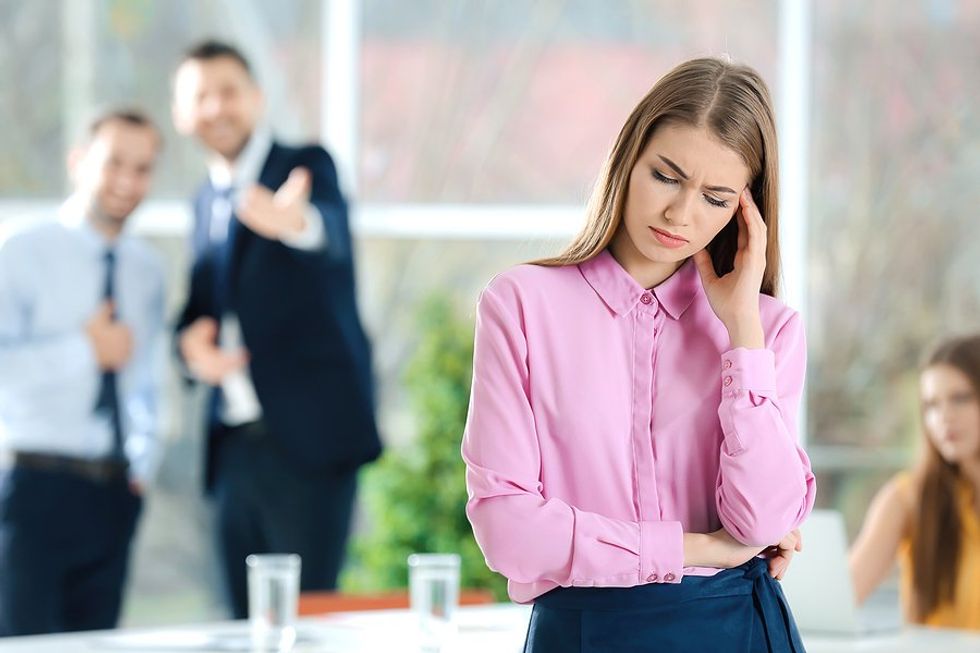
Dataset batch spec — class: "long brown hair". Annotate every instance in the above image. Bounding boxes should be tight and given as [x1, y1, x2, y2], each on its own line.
[909, 334, 980, 621]
[535, 57, 781, 296]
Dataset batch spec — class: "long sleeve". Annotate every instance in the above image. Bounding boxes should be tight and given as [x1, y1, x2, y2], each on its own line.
[0, 238, 99, 402]
[279, 205, 327, 251]
[462, 285, 685, 592]
[172, 248, 216, 385]
[282, 147, 349, 266]
[715, 311, 816, 546]
[124, 270, 167, 486]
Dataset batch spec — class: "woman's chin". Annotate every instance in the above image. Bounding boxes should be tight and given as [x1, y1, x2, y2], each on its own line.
[638, 243, 689, 265]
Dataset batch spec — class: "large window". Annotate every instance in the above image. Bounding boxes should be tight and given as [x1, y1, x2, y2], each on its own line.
[0, 0, 323, 200]
[359, 0, 779, 203]
[807, 0, 980, 531]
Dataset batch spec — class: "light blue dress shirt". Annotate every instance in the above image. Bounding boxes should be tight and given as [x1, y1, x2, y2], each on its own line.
[0, 205, 166, 484]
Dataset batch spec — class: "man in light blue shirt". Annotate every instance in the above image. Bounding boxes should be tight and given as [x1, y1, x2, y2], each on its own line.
[0, 109, 166, 636]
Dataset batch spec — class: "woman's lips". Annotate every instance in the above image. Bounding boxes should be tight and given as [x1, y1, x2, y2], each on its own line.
[650, 226, 688, 249]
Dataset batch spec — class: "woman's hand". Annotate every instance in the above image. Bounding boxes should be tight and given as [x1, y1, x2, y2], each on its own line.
[762, 529, 802, 580]
[685, 528, 801, 578]
[692, 189, 766, 349]
[684, 528, 767, 569]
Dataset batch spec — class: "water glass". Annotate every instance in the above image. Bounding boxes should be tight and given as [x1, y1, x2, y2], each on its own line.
[247, 554, 301, 651]
[408, 553, 461, 650]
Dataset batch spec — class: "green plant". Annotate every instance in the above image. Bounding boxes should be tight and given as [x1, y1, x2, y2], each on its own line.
[342, 294, 508, 600]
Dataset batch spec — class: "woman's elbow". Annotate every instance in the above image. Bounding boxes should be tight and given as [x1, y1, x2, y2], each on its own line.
[718, 499, 810, 546]
[465, 498, 562, 584]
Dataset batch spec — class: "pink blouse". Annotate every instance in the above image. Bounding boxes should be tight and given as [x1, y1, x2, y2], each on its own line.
[461, 249, 816, 604]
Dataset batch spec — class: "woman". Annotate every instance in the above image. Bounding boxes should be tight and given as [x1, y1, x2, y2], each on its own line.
[850, 335, 980, 630]
[461, 58, 816, 652]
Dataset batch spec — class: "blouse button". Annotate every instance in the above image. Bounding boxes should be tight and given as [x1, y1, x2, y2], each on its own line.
[664, 572, 676, 582]
[724, 376, 733, 387]
[647, 573, 658, 582]
[723, 360, 733, 370]
[640, 293, 653, 305]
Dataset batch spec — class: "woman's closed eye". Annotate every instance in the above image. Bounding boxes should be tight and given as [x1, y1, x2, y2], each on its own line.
[951, 391, 978, 405]
[652, 169, 679, 186]
[652, 169, 730, 208]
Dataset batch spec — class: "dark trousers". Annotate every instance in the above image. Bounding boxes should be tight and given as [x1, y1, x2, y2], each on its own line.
[212, 422, 358, 619]
[524, 557, 806, 653]
[0, 466, 142, 637]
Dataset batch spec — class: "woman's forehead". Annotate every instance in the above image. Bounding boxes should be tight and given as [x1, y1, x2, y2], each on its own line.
[922, 364, 975, 394]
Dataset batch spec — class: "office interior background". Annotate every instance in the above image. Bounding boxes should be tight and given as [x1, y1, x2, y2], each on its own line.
[1, 0, 979, 626]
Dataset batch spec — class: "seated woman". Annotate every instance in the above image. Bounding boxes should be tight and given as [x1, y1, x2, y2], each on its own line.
[850, 334, 980, 629]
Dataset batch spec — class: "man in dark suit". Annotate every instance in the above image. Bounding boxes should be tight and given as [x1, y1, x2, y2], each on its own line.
[171, 40, 381, 618]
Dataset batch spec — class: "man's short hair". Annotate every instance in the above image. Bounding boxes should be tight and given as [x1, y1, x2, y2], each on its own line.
[85, 108, 162, 148]
[181, 39, 254, 78]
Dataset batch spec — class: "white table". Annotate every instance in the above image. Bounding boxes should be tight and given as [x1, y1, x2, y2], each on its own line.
[0, 605, 529, 652]
[1, 604, 979, 652]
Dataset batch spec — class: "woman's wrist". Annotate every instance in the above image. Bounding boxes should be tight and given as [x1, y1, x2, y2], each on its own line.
[683, 532, 712, 567]
[725, 313, 764, 350]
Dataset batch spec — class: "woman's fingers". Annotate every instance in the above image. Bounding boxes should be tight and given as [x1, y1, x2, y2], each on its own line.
[767, 550, 789, 578]
[736, 207, 748, 251]
[739, 189, 766, 255]
[775, 530, 796, 551]
[765, 528, 803, 580]
[767, 546, 794, 580]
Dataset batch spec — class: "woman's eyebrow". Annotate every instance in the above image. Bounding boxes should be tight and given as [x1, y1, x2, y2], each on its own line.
[658, 155, 738, 195]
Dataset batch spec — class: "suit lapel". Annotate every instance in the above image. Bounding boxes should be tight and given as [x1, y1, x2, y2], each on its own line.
[224, 143, 282, 306]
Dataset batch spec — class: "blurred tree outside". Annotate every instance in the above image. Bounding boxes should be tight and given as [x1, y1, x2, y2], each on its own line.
[342, 295, 508, 600]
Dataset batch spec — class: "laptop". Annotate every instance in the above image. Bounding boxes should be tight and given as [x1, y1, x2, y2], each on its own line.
[779, 509, 902, 635]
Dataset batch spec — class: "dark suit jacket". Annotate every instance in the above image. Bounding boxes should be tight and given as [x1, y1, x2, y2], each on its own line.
[176, 141, 382, 489]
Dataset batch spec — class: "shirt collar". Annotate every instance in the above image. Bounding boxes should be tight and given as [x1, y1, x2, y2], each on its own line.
[207, 123, 273, 191]
[578, 248, 701, 319]
[58, 196, 128, 255]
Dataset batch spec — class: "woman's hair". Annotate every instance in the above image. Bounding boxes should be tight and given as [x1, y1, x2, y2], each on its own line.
[909, 334, 980, 621]
[534, 57, 781, 296]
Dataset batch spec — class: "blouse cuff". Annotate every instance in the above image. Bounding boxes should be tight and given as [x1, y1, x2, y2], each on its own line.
[279, 205, 327, 251]
[720, 347, 777, 400]
[639, 520, 684, 584]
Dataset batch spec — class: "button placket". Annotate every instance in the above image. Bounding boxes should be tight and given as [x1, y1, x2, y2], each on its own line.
[633, 300, 665, 587]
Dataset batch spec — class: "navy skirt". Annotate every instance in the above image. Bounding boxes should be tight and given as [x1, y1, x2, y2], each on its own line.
[523, 557, 805, 653]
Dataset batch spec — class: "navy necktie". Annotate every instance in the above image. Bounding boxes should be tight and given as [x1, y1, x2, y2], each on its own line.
[94, 248, 125, 462]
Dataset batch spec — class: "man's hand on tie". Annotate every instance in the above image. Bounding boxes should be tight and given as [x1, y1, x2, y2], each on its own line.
[86, 302, 133, 371]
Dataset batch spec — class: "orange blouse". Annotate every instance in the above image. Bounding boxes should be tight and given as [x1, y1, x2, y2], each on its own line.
[896, 472, 980, 630]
